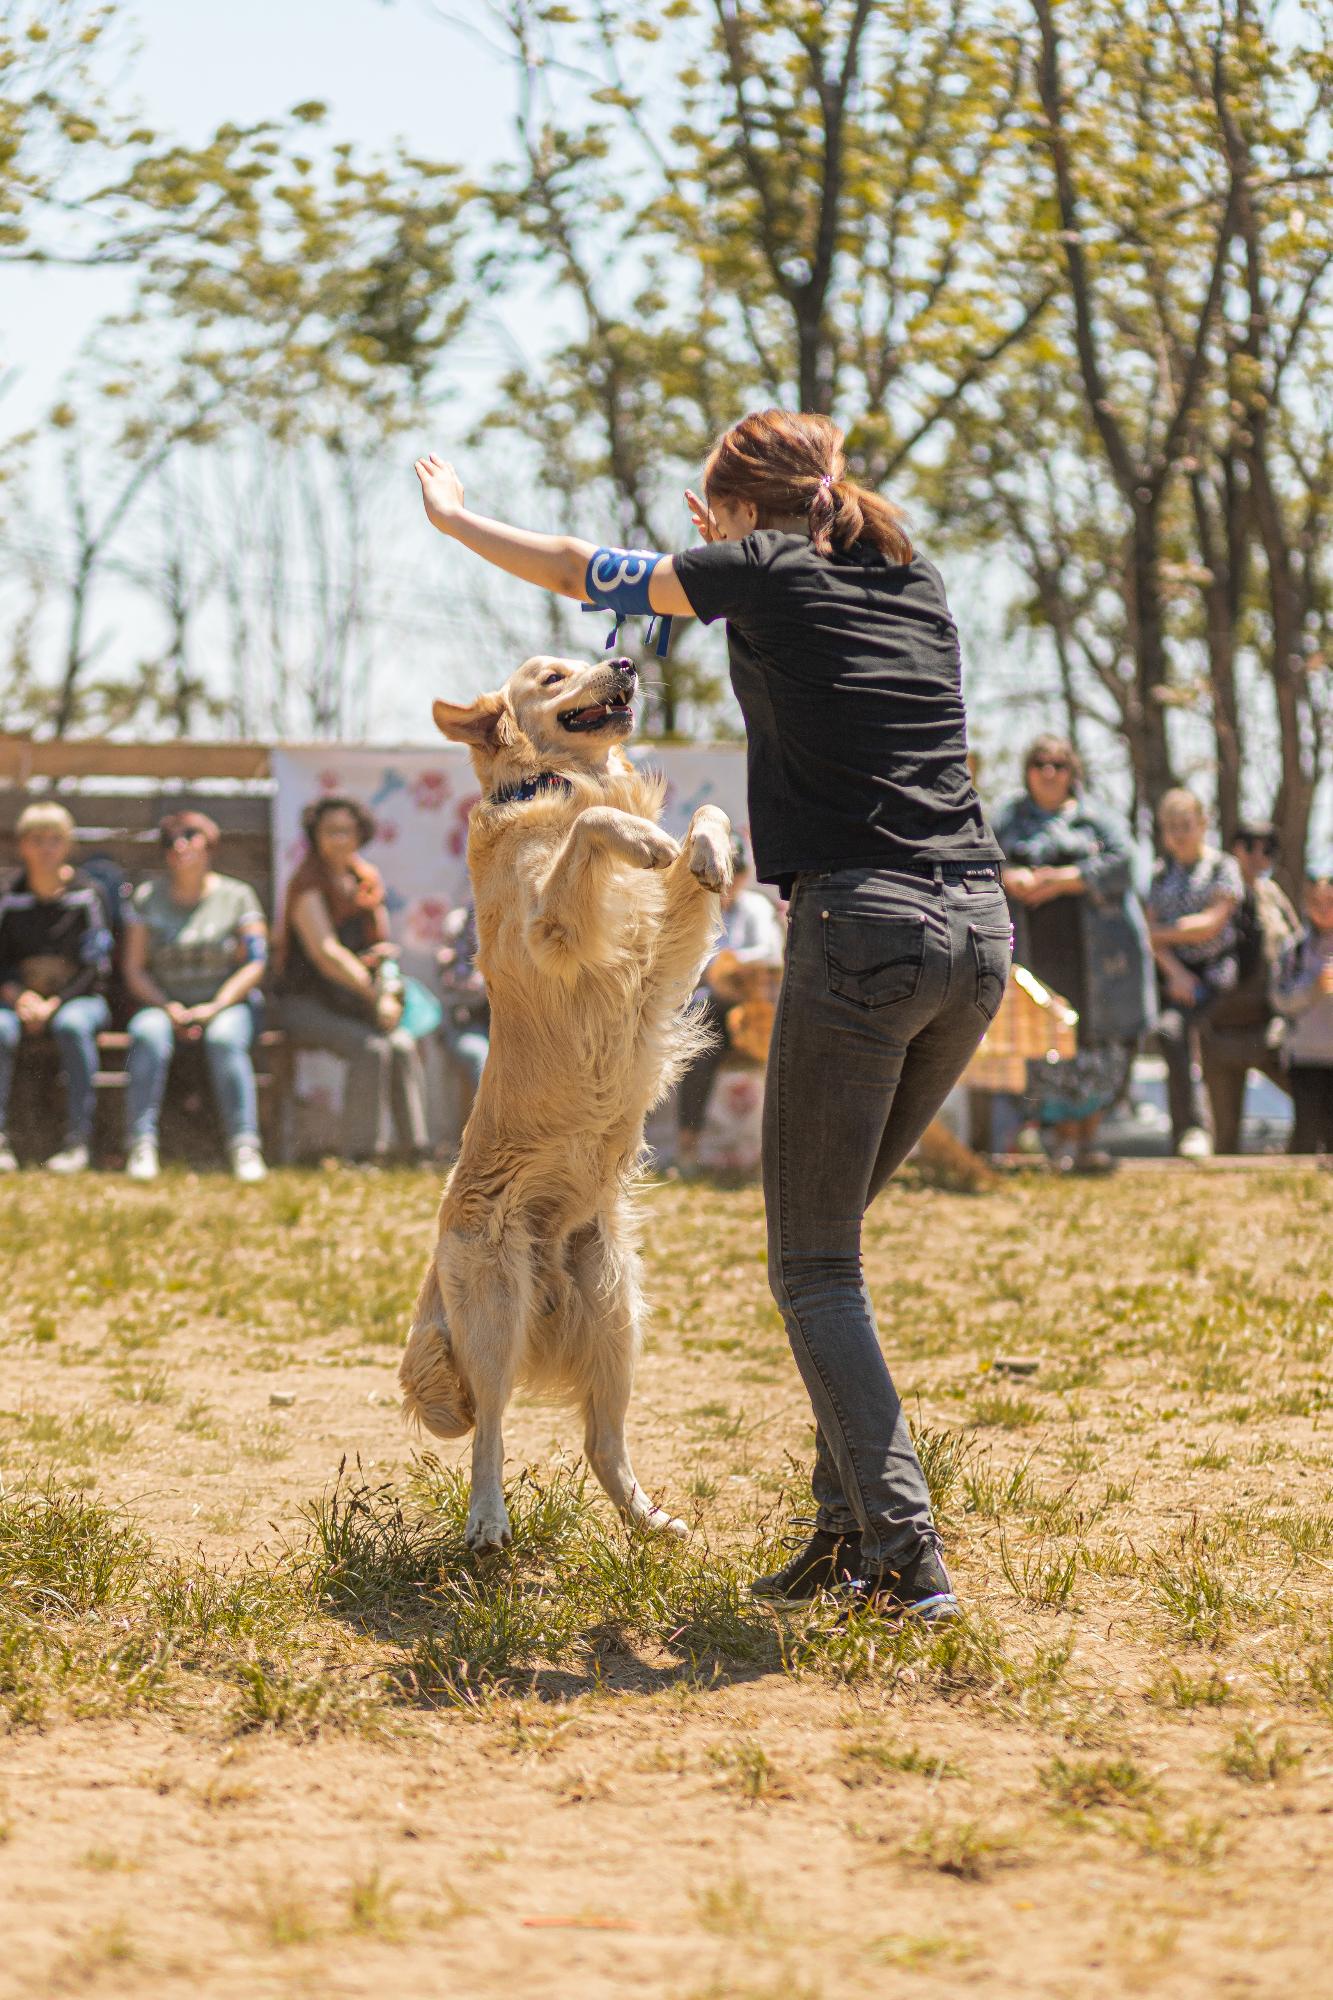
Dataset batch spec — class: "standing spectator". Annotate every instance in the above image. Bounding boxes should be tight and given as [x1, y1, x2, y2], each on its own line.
[0, 802, 112, 1174]
[122, 811, 269, 1182]
[1146, 789, 1243, 1158]
[992, 736, 1155, 1172]
[1197, 821, 1301, 1154]
[676, 836, 786, 1172]
[437, 901, 489, 1123]
[1272, 870, 1333, 1155]
[273, 794, 429, 1164]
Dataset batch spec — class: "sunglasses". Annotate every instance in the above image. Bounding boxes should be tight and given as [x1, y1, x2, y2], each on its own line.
[162, 827, 207, 849]
[1236, 835, 1277, 855]
[1029, 758, 1071, 775]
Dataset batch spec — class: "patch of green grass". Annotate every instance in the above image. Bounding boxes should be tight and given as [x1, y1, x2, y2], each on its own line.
[709, 1737, 787, 1803]
[345, 1866, 404, 1939]
[1220, 1724, 1303, 1784]
[1150, 1666, 1234, 1710]
[840, 1739, 965, 1786]
[970, 1390, 1042, 1430]
[999, 1532, 1079, 1608]
[1040, 1754, 1154, 1810]
[902, 1814, 1019, 1880]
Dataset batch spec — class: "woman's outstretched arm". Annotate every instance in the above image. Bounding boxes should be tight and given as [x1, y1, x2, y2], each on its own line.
[414, 453, 697, 617]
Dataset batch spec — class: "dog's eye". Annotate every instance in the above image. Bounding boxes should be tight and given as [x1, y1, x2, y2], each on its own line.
[542, 673, 565, 687]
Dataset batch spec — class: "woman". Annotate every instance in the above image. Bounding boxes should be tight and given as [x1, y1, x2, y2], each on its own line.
[273, 794, 429, 1164]
[122, 811, 268, 1182]
[992, 735, 1155, 1171]
[0, 802, 112, 1174]
[414, 409, 1010, 1621]
[1145, 789, 1244, 1157]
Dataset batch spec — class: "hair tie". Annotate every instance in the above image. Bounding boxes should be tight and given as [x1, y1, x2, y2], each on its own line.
[818, 474, 832, 490]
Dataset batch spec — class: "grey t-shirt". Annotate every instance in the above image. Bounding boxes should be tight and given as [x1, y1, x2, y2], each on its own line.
[129, 874, 263, 1007]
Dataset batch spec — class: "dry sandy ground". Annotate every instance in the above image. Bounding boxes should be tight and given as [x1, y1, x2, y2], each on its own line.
[1, 1163, 1332, 2000]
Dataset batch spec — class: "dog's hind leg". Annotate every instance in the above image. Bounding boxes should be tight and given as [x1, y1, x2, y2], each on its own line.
[570, 1216, 686, 1537]
[439, 1223, 535, 1553]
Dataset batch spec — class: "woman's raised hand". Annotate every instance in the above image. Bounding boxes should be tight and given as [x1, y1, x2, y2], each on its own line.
[415, 452, 466, 532]
[685, 488, 719, 544]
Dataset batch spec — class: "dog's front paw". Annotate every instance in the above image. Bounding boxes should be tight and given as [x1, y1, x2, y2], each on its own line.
[648, 1507, 689, 1538]
[621, 819, 680, 871]
[685, 809, 733, 894]
[465, 1504, 513, 1554]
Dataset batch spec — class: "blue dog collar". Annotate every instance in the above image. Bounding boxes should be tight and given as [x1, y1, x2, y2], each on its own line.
[489, 771, 575, 808]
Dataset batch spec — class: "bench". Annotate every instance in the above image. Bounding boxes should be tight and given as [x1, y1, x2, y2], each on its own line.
[6, 1026, 294, 1167]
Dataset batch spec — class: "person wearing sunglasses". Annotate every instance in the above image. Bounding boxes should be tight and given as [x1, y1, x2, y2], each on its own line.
[120, 811, 269, 1181]
[992, 735, 1155, 1171]
[1195, 821, 1300, 1154]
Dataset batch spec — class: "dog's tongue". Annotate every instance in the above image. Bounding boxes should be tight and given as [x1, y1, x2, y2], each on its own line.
[570, 702, 608, 725]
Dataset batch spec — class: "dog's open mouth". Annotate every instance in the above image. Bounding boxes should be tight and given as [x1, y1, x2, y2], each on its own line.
[558, 690, 634, 733]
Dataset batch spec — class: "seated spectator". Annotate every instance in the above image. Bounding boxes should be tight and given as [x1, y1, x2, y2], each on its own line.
[1197, 820, 1301, 1154]
[993, 735, 1154, 1172]
[437, 901, 489, 1123]
[1146, 789, 1243, 1158]
[273, 794, 429, 1164]
[122, 811, 269, 1182]
[676, 836, 785, 1172]
[0, 802, 112, 1174]
[1272, 869, 1333, 1156]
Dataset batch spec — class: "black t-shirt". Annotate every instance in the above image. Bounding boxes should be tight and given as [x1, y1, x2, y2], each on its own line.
[675, 531, 1001, 891]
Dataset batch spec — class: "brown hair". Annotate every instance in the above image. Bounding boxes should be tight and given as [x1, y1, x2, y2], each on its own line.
[158, 809, 220, 851]
[300, 793, 376, 848]
[1024, 734, 1084, 795]
[702, 409, 913, 564]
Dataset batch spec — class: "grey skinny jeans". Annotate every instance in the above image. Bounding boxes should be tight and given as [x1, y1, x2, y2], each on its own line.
[764, 862, 1012, 1572]
[279, 991, 429, 1159]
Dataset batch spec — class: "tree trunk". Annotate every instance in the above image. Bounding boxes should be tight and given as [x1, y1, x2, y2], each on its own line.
[1127, 504, 1176, 813]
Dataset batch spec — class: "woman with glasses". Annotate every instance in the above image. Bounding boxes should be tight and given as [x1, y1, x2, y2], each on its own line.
[121, 811, 269, 1181]
[992, 735, 1155, 1171]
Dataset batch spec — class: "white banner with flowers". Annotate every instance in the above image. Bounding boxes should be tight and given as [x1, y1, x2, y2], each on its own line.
[269, 743, 754, 1143]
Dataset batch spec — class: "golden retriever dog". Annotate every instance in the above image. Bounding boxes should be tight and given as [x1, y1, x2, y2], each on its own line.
[399, 653, 732, 1552]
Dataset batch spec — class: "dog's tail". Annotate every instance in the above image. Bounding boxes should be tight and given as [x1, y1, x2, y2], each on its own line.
[399, 1260, 475, 1440]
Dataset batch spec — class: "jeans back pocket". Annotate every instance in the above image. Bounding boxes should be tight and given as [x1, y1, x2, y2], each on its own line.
[823, 912, 926, 1009]
[969, 922, 1013, 1022]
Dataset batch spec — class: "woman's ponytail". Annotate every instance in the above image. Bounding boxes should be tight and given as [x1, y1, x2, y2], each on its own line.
[703, 409, 913, 566]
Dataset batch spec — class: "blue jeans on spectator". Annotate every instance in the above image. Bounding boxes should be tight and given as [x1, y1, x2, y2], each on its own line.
[764, 863, 1011, 1573]
[0, 994, 110, 1146]
[126, 999, 261, 1147]
[441, 1009, 489, 1098]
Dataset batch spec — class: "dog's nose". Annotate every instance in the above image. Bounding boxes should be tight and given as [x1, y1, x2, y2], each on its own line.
[610, 656, 638, 682]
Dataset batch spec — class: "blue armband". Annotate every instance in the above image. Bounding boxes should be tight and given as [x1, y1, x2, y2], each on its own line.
[582, 546, 674, 659]
[243, 931, 268, 965]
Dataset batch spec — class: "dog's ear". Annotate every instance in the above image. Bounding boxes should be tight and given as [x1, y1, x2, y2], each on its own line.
[432, 692, 516, 749]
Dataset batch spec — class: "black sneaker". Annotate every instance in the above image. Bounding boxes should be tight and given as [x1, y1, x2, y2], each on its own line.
[750, 1523, 862, 1605]
[830, 1540, 960, 1623]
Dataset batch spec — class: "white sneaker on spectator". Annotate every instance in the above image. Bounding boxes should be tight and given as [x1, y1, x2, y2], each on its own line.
[0, 1135, 17, 1173]
[46, 1143, 90, 1175]
[126, 1139, 160, 1182]
[230, 1140, 267, 1184]
[1177, 1126, 1213, 1160]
